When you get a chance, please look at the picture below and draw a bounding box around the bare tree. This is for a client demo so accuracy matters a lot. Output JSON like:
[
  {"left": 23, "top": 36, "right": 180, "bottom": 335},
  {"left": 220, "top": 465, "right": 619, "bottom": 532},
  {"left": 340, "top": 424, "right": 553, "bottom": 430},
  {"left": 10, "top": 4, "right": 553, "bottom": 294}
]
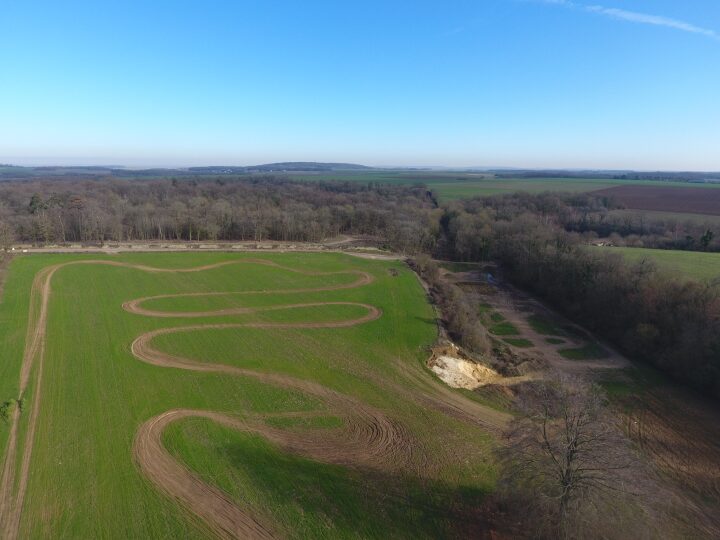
[
  {"left": 0, "top": 221, "right": 11, "bottom": 251},
  {"left": 496, "top": 375, "right": 644, "bottom": 539}
]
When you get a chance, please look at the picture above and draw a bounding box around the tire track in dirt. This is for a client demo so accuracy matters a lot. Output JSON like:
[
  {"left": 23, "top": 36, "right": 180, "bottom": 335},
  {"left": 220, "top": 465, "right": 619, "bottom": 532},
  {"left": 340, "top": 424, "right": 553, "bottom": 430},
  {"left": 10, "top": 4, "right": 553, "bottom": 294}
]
[
  {"left": 0, "top": 264, "right": 58, "bottom": 540},
  {"left": 620, "top": 390, "right": 720, "bottom": 538},
  {"left": 131, "top": 333, "right": 412, "bottom": 539},
  {"left": 0, "top": 258, "right": 401, "bottom": 540},
  {"left": 124, "top": 300, "right": 380, "bottom": 322},
  {"left": 393, "top": 359, "right": 511, "bottom": 435},
  {"left": 627, "top": 391, "right": 720, "bottom": 499},
  {"left": 126, "top": 285, "right": 420, "bottom": 538},
  {"left": 135, "top": 403, "right": 409, "bottom": 540}
]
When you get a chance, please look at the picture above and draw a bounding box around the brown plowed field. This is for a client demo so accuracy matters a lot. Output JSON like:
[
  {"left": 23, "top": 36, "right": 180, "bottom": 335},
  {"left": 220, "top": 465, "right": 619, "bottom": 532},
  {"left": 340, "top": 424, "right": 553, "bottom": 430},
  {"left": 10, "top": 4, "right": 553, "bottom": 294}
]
[{"left": 595, "top": 185, "right": 720, "bottom": 215}]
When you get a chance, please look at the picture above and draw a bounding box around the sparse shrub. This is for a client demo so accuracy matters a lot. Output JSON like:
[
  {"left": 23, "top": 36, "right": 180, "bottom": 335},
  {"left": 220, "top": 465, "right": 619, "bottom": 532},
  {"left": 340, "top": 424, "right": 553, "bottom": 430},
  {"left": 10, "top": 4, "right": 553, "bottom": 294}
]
[{"left": 0, "top": 399, "right": 18, "bottom": 424}]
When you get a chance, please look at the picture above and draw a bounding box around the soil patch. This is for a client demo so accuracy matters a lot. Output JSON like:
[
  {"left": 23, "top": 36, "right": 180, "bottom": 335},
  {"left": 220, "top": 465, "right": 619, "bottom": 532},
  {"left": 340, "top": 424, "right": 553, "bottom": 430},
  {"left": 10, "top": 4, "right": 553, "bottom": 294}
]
[{"left": 430, "top": 355, "right": 502, "bottom": 390}]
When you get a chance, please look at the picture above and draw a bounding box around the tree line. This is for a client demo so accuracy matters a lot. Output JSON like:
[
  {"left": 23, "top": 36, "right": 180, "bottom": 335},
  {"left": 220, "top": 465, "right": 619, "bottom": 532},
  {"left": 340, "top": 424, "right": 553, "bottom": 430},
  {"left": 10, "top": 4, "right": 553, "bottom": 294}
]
[
  {"left": 0, "top": 176, "right": 438, "bottom": 252},
  {"left": 410, "top": 254, "right": 491, "bottom": 355}
]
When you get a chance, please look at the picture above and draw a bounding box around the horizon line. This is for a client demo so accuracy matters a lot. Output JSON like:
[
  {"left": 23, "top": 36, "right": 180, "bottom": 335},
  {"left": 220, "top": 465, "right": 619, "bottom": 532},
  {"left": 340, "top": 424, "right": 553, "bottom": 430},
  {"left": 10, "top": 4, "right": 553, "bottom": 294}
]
[{"left": 3, "top": 161, "right": 720, "bottom": 175}]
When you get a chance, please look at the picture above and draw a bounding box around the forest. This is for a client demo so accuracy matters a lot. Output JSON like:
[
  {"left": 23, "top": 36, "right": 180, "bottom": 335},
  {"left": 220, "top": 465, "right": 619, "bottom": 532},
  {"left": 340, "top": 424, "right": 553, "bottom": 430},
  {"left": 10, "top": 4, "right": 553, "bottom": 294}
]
[
  {"left": 0, "top": 175, "right": 718, "bottom": 397},
  {"left": 441, "top": 193, "right": 720, "bottom": 398},
  {"left": 0, "top": 176, "right": 438, "bottom": 251}
]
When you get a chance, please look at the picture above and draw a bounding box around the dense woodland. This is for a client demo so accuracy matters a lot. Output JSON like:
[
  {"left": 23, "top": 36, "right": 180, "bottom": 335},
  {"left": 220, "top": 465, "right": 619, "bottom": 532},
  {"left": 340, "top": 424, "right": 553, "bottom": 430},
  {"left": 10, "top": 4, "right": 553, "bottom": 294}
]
[
  {"left": 0, "top": 176, "right": 718, "bottom": 397},
  {"left": 0, "top": 177, "right": 438, "bottom": 251},
  {"left": 440, "top": 191, "right": 720, "bottom": 253}
]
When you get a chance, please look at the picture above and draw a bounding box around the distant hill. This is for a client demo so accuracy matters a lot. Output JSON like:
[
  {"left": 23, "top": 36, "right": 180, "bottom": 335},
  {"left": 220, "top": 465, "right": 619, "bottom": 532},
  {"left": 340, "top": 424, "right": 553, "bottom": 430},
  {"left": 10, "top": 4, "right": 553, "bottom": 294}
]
[
  {"left": 188, "top": 162, "right": 373, "bottom": 173},
  {"left": 1, "top": 163, "right": 718, "bottom": 184},
  {"left": 0, "top": 162, "right": 373, "bottom": 179}
]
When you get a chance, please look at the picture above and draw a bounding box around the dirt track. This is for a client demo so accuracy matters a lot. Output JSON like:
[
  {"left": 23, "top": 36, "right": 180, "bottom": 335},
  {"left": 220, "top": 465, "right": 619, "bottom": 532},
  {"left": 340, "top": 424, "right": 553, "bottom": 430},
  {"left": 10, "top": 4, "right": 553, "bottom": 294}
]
[
  {"left": 0, "top": 259, "right": 392, "bottom": 539},
  {"left": 131, "top": 322, "right": 413, "bottom": 539},
  {"left": 0, "top": 257, "right": 503, "bottom": 539},
  {"left": 0, "top": 264, "right": 58, "bottom": 540}
]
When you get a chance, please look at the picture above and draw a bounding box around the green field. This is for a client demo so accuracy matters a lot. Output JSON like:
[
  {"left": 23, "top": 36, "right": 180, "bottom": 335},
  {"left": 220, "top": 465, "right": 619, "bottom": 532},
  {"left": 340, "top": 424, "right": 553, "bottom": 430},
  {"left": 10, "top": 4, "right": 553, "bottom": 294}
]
[
  {"left": 277, "top": 170, "right": 720, "bottom": 201},
  {"left": 0, "top": 252, "right": 506, "bottom": 538},
  {"left": 426, "top": 178, "right": 624, "bottom": 201},
  {"left": 593, "top": 246, "right": 720, "bottom": 281}
]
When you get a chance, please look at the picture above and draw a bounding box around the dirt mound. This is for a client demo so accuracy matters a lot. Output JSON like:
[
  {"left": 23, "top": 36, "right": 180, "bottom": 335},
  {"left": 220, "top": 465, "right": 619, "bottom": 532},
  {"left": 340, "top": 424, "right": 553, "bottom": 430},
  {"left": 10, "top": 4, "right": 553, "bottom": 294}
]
[
  {"left": 430, "top": 355, "right": 502, "bottom": 390},
  {"left": 428, "top": 345, "right": 532, "bottom": 392}
]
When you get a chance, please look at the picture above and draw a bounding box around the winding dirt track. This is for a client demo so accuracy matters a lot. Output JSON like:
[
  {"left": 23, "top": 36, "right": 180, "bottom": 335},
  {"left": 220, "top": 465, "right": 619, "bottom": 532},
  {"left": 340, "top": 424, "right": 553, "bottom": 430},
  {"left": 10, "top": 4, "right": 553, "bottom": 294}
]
[
  {"left": 0, "top": 257, "right": 510, "bottom": 539},
  {"left": 128, "top": 300, "right": 418, "bottom": 539}
]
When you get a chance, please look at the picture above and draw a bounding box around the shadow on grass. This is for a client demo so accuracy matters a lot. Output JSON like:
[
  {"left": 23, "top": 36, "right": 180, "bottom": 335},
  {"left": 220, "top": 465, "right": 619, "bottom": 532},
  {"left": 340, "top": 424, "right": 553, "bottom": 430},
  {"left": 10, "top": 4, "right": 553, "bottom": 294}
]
[
  {"left": 168, "top": 419, "right": 496, "bottom": 539},
  {"left": 413, "top": 316, "right": 438, "bottom": 326}
]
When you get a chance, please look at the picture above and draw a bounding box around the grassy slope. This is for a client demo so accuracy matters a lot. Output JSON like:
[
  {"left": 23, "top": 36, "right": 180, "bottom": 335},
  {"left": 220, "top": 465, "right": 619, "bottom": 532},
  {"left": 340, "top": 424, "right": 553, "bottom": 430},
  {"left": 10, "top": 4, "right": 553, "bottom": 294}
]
[
  {"left": 593, "top": 246, "right": 720, "bottom": 281},
  {"left": 1, "top": 252, "right": 497, "bottom": 538}
]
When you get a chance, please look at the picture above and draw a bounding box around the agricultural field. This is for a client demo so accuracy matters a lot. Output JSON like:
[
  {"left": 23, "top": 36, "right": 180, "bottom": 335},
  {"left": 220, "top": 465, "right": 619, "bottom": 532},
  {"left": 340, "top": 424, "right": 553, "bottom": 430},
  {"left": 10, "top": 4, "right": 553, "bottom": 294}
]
[
  {"left": 608, "top": 209, "right": 720, "bottom": 226},
  {"left": 596, "top": 185, "right": 720, "bottom": 216},
  {"left": 425, "top": 178, "right": 627, "bottom": 201},
  {"left": 592, "top": 246, "right": 720, "bottom": 281},
  {"left": 0, "top": 252, "right": 508, "bottom": 539}
]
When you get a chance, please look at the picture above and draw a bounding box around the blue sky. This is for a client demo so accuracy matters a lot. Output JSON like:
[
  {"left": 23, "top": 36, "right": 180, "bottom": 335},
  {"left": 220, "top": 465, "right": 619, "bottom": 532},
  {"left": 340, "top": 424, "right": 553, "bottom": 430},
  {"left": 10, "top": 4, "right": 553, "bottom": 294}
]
[{"left": 1, "top": 0, "right": 719, "bottom": 170}]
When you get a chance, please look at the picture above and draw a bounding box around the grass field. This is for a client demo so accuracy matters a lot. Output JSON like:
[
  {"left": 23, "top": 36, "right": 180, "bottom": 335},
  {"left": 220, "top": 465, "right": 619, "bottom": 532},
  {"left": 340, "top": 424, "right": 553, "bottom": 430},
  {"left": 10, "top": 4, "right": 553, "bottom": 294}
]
[
  {"left": 426, "top": 178, "right": 626, "bottom": 201},
  {"left": 0, "top": 252, "right": 507, "bottom": 538},
  {"left": 593, "top": 246, "right": 720, "bottom": 281}
]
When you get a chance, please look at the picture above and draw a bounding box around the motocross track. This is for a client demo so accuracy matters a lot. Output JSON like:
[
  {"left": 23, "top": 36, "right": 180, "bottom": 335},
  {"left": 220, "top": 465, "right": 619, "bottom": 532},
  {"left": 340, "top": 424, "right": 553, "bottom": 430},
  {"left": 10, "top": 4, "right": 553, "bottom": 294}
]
[{"left": 0, "top": 257, "right": 505, "bottom": 539}]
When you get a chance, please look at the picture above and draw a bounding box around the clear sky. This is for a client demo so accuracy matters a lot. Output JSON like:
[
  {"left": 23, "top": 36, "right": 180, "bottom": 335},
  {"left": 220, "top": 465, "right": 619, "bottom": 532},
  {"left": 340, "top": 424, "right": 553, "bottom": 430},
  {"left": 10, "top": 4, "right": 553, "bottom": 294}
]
[{"left": 1, "top": 0, "right": 719, "bottom": 170}]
